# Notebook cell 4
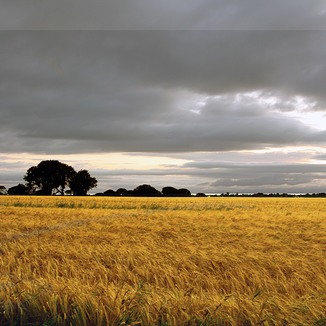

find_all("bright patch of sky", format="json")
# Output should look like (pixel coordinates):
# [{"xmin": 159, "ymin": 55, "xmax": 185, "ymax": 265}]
[{"xmin": 284, "ymin": 111, "xmax": 326, "ymax": 130}]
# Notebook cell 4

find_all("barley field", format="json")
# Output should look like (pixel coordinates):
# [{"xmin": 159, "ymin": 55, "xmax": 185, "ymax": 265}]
[{"xmin": 0, "ymin": 196, "xmax": 325, "ymax": 325}]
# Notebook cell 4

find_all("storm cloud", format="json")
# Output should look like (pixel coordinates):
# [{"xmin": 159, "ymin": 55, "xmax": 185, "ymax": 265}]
[
  {"xmin": 1, "ymin": 31, "xmax": 326, "ymax": 154},
  {"xmin": 0, "ymin": 0, "xmax": 325, "ymax": 30}
]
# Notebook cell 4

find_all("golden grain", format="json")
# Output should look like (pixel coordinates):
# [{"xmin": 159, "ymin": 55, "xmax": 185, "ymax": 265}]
[{"xmin": 0, "ymin": 196, "xmax": 325, "ymax": 325}]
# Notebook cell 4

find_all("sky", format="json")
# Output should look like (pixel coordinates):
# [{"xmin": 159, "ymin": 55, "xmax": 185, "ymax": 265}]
[{"xmin": 1, "ymin": 0, "xmax": 326, "ymax": 194}]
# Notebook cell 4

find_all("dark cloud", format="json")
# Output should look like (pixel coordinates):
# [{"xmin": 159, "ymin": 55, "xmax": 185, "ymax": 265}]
[
  {"xmin": 0, "ymin": 0, "xmax": 325, "ymax": 30},
  {"xmin": 0, "ymin": 31, "xmax": 326, "ymax": 154}
]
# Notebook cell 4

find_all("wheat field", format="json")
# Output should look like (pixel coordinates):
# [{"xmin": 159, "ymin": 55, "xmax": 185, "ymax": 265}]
[{"xmin": 0, "ymin": 196, "xmax": 325, "ymax": 325}]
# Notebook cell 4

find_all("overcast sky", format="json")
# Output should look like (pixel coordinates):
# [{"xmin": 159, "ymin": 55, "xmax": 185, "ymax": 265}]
[{"xmin": 1, "ymin": 1, "xmax": 326, "ymax": 194}]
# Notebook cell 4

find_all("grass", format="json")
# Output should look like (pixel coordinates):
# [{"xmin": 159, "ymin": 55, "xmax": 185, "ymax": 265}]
[{"xmin": 0, "ymin": 196, "xmax": 325, "ymax": 325}]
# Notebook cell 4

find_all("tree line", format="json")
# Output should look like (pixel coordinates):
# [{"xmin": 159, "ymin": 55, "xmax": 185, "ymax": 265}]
[
  {"xmin": 3, "ymin": 160, "xmax": 326, "ymax": 197},
  {"xmin": 4, "ymin": 160, "xmax": 193, "ymax": 197},
  {"xmin": 96, "ymin": 185, "xmax": 191, "ymax": 197}
]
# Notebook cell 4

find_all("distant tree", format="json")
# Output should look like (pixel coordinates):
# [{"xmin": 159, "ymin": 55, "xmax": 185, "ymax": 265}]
[
  {"xmin": 162, "ymin": 186, "xmax": 191, "ymax": 197},
  {"xmin": 124, "ymin": 190, "xmax": 135, "ymax": 196},
  {"xmin": 196, "ymin": 192, "xmax": 207, "ymax": 197},
  {"xmin": 177, "ymin": 188, "xmax": 191, "ymax": 197},
  {"xmin": 69, "ymin": 170, "xmax": 97, "ymax": 196},
  {"xmin": 162, "ymin": 186, "xmax": 179, "ymax": 197},
  {"xmin": 103, "ymin": 189, "xmax": 117, "ymax": 196},
  {"xmin": 116, "ymin": 188, "xmax": 128, "ymax": 196},
  {"xmin": 8, "ymin": 184, "xmax": 28, "ymax": 195},
  {"xmin": 24, "ymin": 160, "xmax": 76, "ymax": 195},
  {"xmin": 133, "ymin": 184, "xmax": 161, "ymax": 197}
]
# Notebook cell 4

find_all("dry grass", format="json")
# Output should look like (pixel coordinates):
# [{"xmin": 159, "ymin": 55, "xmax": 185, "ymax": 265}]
[{"xmin": 0, "ymin": 196, "xmax": 325, "ymax": 325}]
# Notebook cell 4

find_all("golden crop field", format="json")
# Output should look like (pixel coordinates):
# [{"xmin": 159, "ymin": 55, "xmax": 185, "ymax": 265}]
[{"xmin": 0, "ymin": 196, "xmax": 325, "ymax": 325}]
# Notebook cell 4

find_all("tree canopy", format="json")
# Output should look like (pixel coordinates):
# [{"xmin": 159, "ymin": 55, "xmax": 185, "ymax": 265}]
[
  {"xmin": 97, "ymin": 185, "xmax": 192, "ymax": 197},
  {"xmin": 133, "ymin": 184, "xmax": 162, "ymax": 197},
  {"xmin": 8, "ymin": 184, "xmax": 28, "ymax": 195},
  {"xmin": 23, "ymin": 160, "xmax": 97, "ymax": 196},
  {"xmin": 162, "ymin": 186, "xmax": 191, "ymax": 197},
  {"xmin": 69, "ymin": 170, "xmax": 97, "ymax": 196}
]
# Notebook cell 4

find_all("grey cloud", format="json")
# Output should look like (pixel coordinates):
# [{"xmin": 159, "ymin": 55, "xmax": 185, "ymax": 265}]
[
  {"xmin": 2, "ymin": 31, "xmax": 325, "ymax": 96},
  {"xmin": 90, "ymin": 161, "xmax": 326, "ymax": 178},
  {"xmin": 0, "ymin": 157, "xmax": 29, "ymax": 188},
  {"xmin": 209, "ymin": 178, "xmax": 326, "ymax": 194},
  {"xmin": 213, "ymin": 174, "xmax": 315, "ymax": 187},
  {"xmin": 184, "ymin": 162, "xmax": 326, "ymax": 173},
  {"xmin": 0, "ymin": 0, "xmax": 325, "ymax": 30},
  {"xmin": 0, "ymin": 172, "xmax": 25, "ymax": 188},
  {"xmin": 1, "ymin": 31, "xmax": 326, "ymax": 154},
  {"xmin": 145, "ymin": 150, "xmax": 319, "ymax": 165},
  {"xmin": 85, "ymin": 162, "xmax": 326, "ymax": 193},
  {"xmin": 207, "ymin": 163, "xmax": 326, "ymax": 192},
  {"xmin": 107, "ymin": 31, "xmax": 326, "ymax": 101},
  {"xmin": 0, "ymin": 159, "xmax": 30, "ymax": 171},
  {"xmin": 314, "ymin": 154, "xmax": 326, "ymax": 160},
  {"xmin": 173, "ymin": 155, "xmax": 326, "ymax": 192}
]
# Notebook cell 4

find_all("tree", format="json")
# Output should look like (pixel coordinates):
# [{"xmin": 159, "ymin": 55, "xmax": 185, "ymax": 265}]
[
  {"xmin": 69, "ymin": 170, "xmax": 97, "ymax": 196},
  {"xmin": 162, "ymin": 186, "xmax": 191, "ymax": 197},
  {"xmin": 8, "ymin": 184, "xmax": 28, "ymax": 195},
  {"xmin": 162, "ymin": 186, "xmax": 179, "ymax": 197},
  {"xmin": 116, "ymin": 188, "xmax": 128, "ymax": 196},
  {"xmin": 24, "ymin": 160, "xmax": 76, "ymax": 195},
  {"xmin": 103, "ymin": 189, "xmax": 117, "ymax": 196},
  {"xmin": 176, "ymin": 188, "xmax": 191, "ymax": 197},
  {"xmin": 133, "ymin": 184, "xmax": 161, "ymax": 197}
]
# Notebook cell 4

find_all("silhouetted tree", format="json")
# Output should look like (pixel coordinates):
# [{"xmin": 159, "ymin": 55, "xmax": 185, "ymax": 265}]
[
  {"xmin": 124, "ymin": 190, "xmax": 135, "ymax": 196},
  {"xmin": 133, "ymin": 184, "xmax": 161, "ymax": 197},
  {"xmin": 103, "ymin": 189, "xmax": 117, "ymax": 196},
  {"xmin": 69, "ymin": 170, "xmax": 97, "ymax": 196},
  {"xmin": 24, "ymin": 160, "xmax": 76, "ymax": 195},
  {"xmin": 116, "ymin": 188, "xmax": 128, "ymax": 196},
  {"xmin": 177, "ymin": 188, "xmax": 191, "ymax": 197},
  {"xmin": 8, "ymin": 184, "xmax": 28, "ymax": 195},
  {"xmin": 162, "ymin": 186, "xmax": 191, "ymax": 197},
  {"xmin": 162, "ymin": 186, "xmax": 179, "ymax": 197}
]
